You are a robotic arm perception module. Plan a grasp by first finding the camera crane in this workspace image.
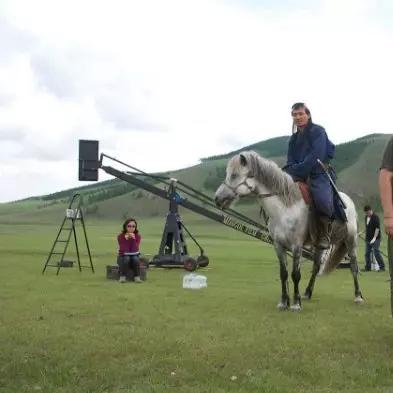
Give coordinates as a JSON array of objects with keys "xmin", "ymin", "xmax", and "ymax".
[{"xmin": 78, "ymin": 140, "xmax": 314, "ymax": 271}]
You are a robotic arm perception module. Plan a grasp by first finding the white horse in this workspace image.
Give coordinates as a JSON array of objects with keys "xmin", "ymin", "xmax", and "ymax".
[{"xmin": 214, "ymin": 151, "xmax": 364, "ymax": 311}]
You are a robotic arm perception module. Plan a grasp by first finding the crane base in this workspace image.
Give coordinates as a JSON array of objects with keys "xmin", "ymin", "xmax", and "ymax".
[{"xmin": 149, "ymin": 254, "xmax": 209, "ymax": 272}]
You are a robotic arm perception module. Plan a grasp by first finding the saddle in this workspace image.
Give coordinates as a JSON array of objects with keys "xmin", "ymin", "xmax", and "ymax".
[
  {"xmin": 296, "ymin": 182, "xmax": 312, "ymax": 205},
  {"xmin": 296, "ymin": 181, "xmax": 348, "ymax": 223}
]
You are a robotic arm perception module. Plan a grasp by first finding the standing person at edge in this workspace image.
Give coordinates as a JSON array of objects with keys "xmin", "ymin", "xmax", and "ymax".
[
  {"xmin": 362, "ymin": 205, "xmax": 385, "ymax": 272},
  {"xmin": 282, "ymin": 102, "xmax": 337, "ymax": 249},
  {"xmin": 379, "ymin": 136, "xmax": 393, "ymax": 296}
]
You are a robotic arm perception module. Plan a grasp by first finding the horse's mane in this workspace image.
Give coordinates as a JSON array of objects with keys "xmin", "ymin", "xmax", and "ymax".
[{"xmin": 229, "ymin": 150, "xmax": 303, "ymax": 207}]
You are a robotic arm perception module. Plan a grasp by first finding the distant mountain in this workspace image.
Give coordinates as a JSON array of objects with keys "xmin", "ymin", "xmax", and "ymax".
[
  {"xmin": 200, "ymin": 135, "xmax": 290, "ymax": 162},
  {"xmin": 0, "ymin": 133, "xmax": 391, "ymax": 223}
]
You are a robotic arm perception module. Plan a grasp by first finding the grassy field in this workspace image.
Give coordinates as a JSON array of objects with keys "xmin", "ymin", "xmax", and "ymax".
[{"xmin": 1, "ymin": 216, "xmax": 393, "ymax": 393}]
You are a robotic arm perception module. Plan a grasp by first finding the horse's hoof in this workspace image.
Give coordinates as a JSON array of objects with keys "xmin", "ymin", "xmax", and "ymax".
[
  {"xmin": 290, "ymin": 303, "xmax": 302, "ymax": 312},
  {"xmin": 354, "ymin": 296, "xmax": 364, "ymax": 304},
  {"xmin": 277, "ymin": 302, "xmax": 289, "ymax": 311},
  {"xmin": 301, "ymin": 294, "xmax": 311, "ymax": 300}
]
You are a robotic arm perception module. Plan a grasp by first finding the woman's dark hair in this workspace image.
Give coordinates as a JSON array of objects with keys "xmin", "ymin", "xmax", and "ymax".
[{"xmin": 122, "ymin": 218, "xmax": 139, "ymax": 234}]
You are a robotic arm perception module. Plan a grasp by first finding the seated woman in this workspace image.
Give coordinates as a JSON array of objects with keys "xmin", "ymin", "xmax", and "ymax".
[{"xmin": 117, "ymin": 218, "xmax": 142, "ymax": 283}]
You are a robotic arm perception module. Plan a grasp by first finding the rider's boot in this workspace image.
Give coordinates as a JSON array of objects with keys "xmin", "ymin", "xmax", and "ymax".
[{"xmin": 317, "ymin": 214, "xmax": 333, "ymax": 250}]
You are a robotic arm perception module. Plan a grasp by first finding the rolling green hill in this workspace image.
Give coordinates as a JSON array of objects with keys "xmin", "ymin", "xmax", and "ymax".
[{"xmin": 0, "ymin": 133, "xmax": 391, "ymax": 224}]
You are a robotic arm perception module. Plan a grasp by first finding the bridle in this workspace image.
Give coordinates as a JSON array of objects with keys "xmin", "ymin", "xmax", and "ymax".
[
  {"xmin": 220, "ymin": 173, "xmax": 283, "ymax": 227},
  {"xmin": 221, "ymin": 174, "xmax": 281, "ymax": 200}
]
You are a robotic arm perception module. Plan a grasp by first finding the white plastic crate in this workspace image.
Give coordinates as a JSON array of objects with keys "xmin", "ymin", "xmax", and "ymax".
[{"xmin": 65, "ymin": 208, "xmax": 81, "ymax": 219}]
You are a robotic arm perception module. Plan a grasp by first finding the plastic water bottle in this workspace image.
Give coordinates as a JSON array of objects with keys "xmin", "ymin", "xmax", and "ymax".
[
  {"xmin": 182, "ymin": 273, "xmax": 207, "ymax": 289},
  {"xmin": 198, "ymin": 275, "xmax": 207, "ymax": 288},
  {"xmin": 370, "ymin": 250, "xmax": 380, "ymax": 271},
  {"xmin": 182, "ymin": 274, "xmax": 192, "ymax": 289}
]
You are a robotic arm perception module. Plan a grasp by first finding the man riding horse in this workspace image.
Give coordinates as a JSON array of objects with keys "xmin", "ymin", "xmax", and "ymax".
[{"xmin": 282, "ymin": 102, "xmax": 337, "ymax": 250}]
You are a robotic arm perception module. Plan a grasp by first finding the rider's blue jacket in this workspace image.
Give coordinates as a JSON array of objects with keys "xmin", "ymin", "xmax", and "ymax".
[{"xmin": 282, "ymin": 121, "xmax": 336, "ymax": 217}]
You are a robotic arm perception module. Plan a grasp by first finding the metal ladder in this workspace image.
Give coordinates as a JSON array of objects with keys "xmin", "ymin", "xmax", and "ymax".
[{"xmin": 42, "ymin": 193, "xmax": 95, "ymax": 275}]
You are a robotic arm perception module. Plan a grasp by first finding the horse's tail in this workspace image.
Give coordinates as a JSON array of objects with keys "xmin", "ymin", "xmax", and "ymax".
[{"xmin": 321, "ymin": 242, "xmax": 348, "ymax": 275}]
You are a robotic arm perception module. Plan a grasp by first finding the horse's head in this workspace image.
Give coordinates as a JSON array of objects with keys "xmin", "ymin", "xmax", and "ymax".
[{"xmin": 214, "ymin": 152, "xmax": 257, "ymax": 210}]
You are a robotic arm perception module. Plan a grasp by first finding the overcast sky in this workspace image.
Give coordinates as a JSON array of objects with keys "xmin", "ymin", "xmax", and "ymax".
[{"xmin": 0, "ymin": 0, "xmax": 392, "ymax": 203}]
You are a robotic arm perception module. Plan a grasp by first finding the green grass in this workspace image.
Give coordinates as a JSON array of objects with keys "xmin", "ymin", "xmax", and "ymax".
[{"xmin": 1, "ymin": 217, "xmax": 393, "ymax": 393}]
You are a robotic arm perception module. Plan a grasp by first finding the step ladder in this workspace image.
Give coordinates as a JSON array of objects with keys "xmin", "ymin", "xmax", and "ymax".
[{"xmin": 42, "ymin": 193, "xmax": 95, "ymax": 275}]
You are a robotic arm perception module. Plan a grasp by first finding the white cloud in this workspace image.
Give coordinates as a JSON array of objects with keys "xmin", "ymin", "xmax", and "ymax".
[{"xmin": 0, "ymin": 0, "xmax": 392, "ymax": 202}]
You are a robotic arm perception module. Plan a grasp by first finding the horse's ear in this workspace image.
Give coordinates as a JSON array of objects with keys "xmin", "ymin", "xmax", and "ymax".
[{"xmin": 239, "ymin": 154, "xmax": 247, "ymax": 166}]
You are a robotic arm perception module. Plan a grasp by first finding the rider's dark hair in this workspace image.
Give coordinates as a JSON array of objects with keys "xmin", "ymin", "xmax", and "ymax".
[
  {"xmin": 291, "ymin": 102, "xmax": 312, "ymax": 119},
  {"xmin": 363, "ymin": 205, "xmax": 372, "ymax": 212},
  {"xmin": 291, "ymin": 102, "xmax": 312, "ymax": 133}
]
